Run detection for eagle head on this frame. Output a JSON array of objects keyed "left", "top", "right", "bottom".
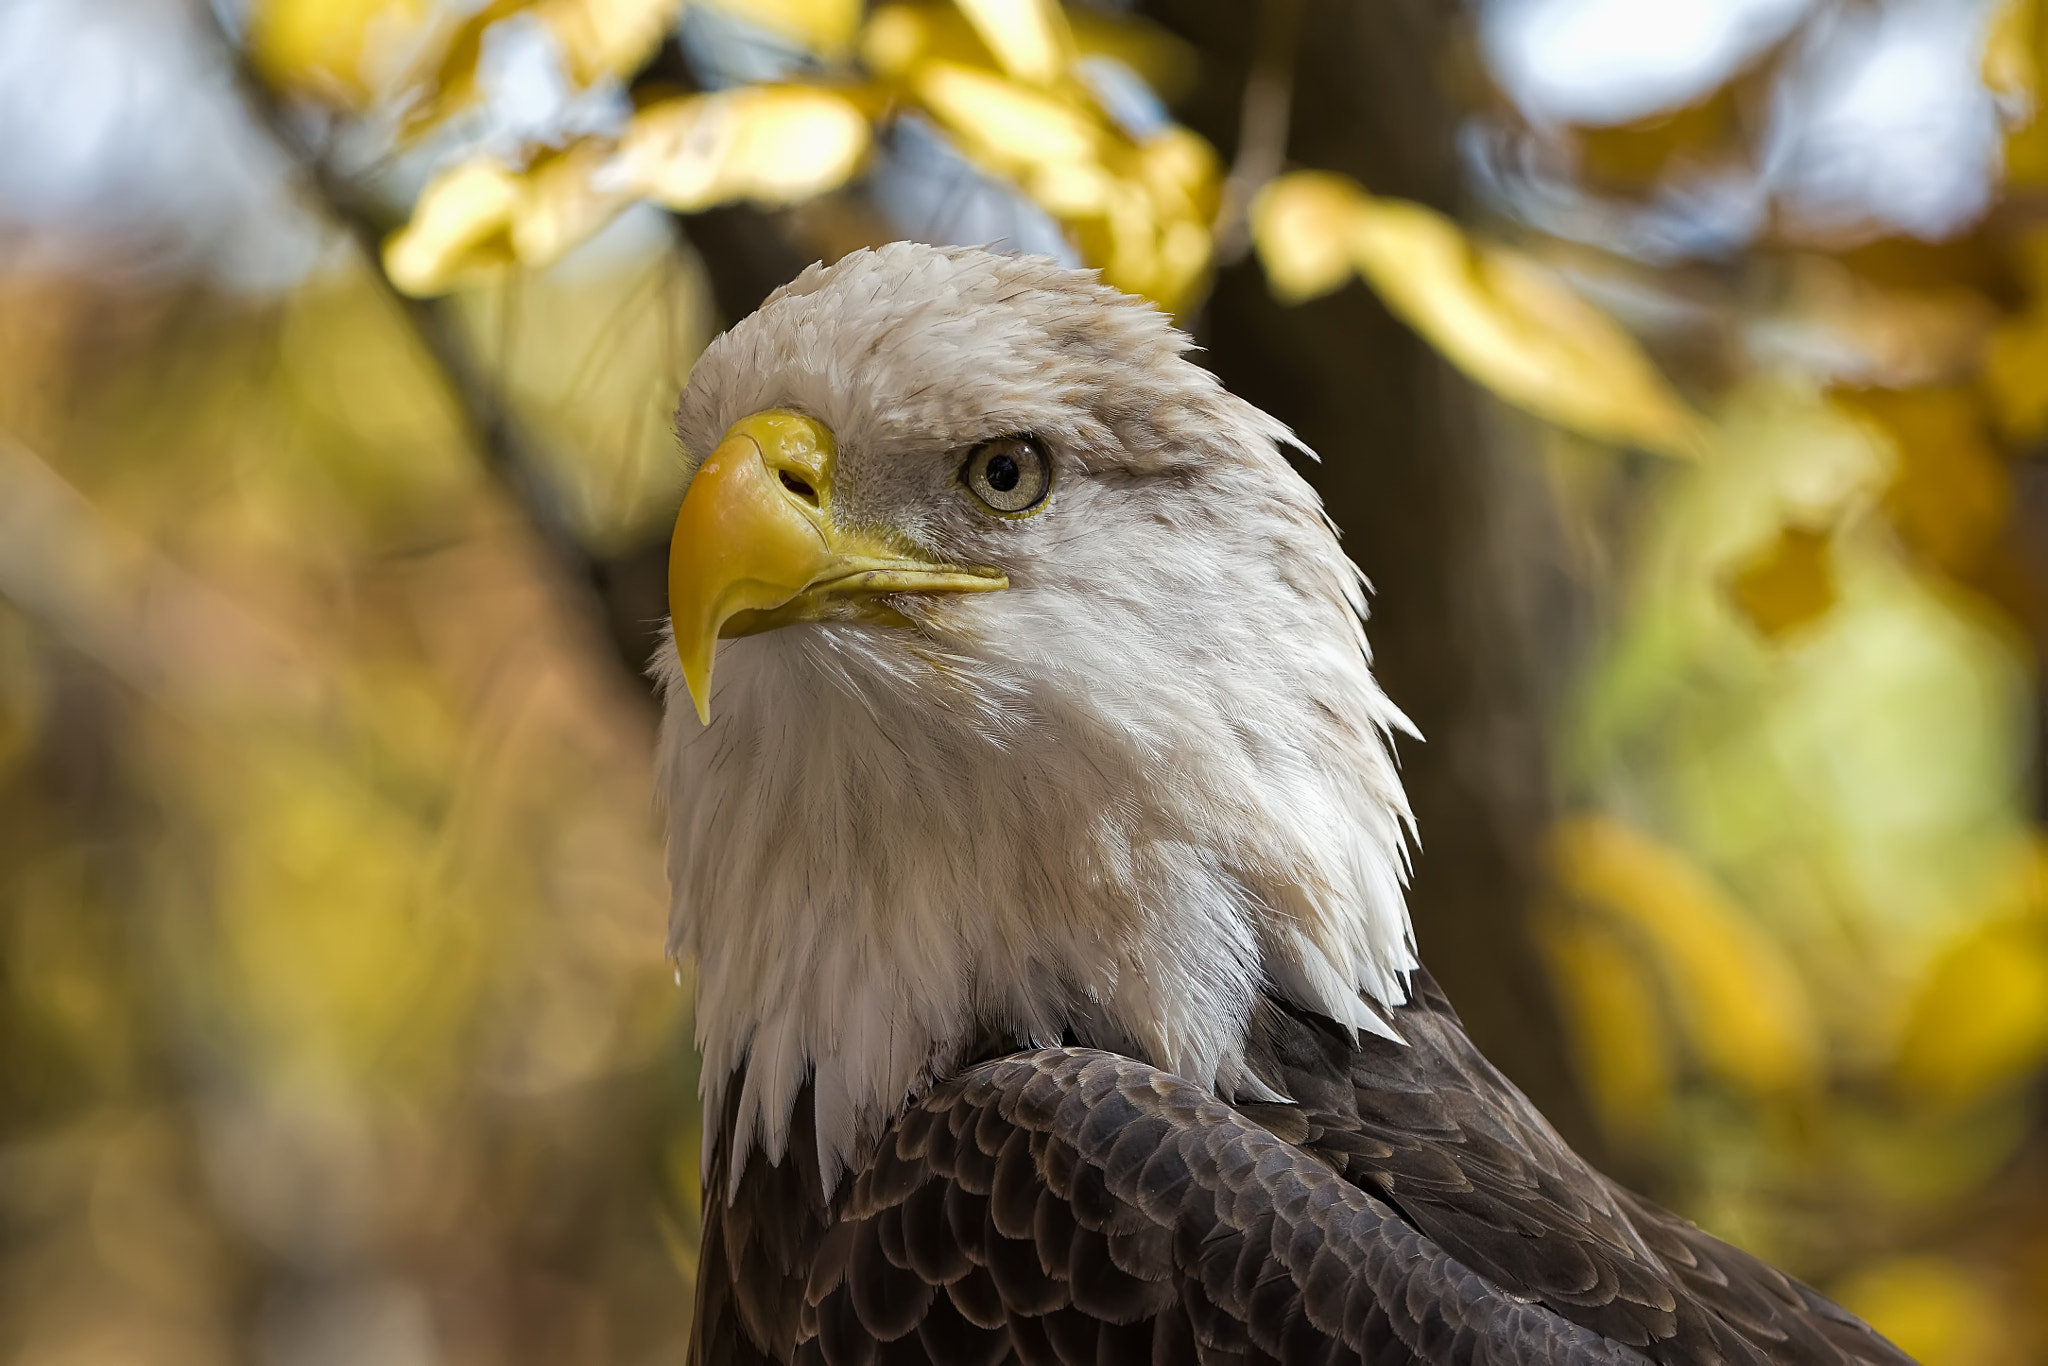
[{"left": 655, "top": 242, "right": 1417, "bottom": 1194}]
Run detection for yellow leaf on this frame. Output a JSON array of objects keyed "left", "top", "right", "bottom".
[
  {"left": 861, "top": 4, "right": 979, "bottom": 80},
  {"left": 383, "top": 160, "right": 522, "bottom": 295},
  {"left": 1133, "top": 126, "right": 1221, "bottom": 224},
  {"left": 1535, "top": 906, "right": 1676, "bottom": 1145},
  {"left": 1725, "top": 522, "right": 1838, "bottom": 640},
  {"left": 1103, "top": 178, "right": 1158, "bottom": 294},
  {"left": 400, "top": 0, "right": 668, "bottom": 138},
  {"left": 952, "top": 0, "right": 1072, "bottom": 84},
  {"left": 1895, "top": 916, "right": 2048, "bottom": 1107},
  {"left": 1254, "top": 174, "right": 1701, "bottom": 456},
  {"left": 1029, "top": 161, "right": 1116, "bottom": 215},
  {"left": 1983, "top": 0, "right": 2039, "bottom": 113},
  {"left": 869, "top": 17, "right": 1218, "bottom": 316},
  {"left": 913, "top": 60, "right": 1101, "bottom": 170},
  {"left": 544, "top": 0, "right": 678, "bottom": 83},
  {"left": 1063, "top": 130, "right": 1220, "bottom": 315},
  {"left": 1999, "top": 0, "right": 2048, "bottom": 184},
  {"left": 610, "top": 87, "right": 872, "bottom": 212},
  {"left": 510, "top": 141, "right": 637, "bottom": 267},
  {"left": 702, "top": 0, "right": 864, "bottom": 55},
  {"left": 860, "top": 5, "right": 924, "bottom": 79},
  {"left": 1250, "top": 171, "right": 1368, "bottom": 305},
  {"left": 383, "top": 144, "right": 634, "bottom": 295},
  {"left": 1041, "top": 152, "right": 1216, "bottom": 316},
  {"left": 1834, "top": 387, "right": 2010, "bottom": 575},
  {"left": 1550, "top": 816, "right": 1822, "bottom": 1100},
  {"left": 862, "top": 3, "right": 1195, "bottom": 101},
  {"left": 1152, "top": 217, "right": 1214, "bottom": 318},
  {"left": 1346, "top": 193, "right": 1702, "bottom": 457},
  {"left": 395, "top": 0, "right": 530, "bottom": 137},
  {"left": 248, "top": 0, "right": 428, "bottom": 107}
]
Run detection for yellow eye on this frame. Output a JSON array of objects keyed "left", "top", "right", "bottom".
[{"left": 961, "top": 436, "right": 1051, "bottom": 516}]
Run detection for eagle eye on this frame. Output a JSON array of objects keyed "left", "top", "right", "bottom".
[{"left": 962, "top": 436, "right": 1051, "bottom": 516}]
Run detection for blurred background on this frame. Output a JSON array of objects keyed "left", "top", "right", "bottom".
[{"left": 3, "top": 0, "right": 2047, "bottom": 1360}]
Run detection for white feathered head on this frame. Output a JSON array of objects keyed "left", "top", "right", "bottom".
[{"left": 654, "top": 242, "right": 1417, "bottom": 1193}]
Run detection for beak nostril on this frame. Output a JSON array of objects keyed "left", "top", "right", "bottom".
[{"left": 779, "top": 470, "right": 820, "bottom": 504}]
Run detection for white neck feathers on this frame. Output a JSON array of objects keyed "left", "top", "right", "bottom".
[{"left": 654, "top": 557, "right": 1416, "bottom": 1198}]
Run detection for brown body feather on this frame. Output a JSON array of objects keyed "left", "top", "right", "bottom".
[{"left": 689, "top": 972, "right": 1910, "bottom": 1365}]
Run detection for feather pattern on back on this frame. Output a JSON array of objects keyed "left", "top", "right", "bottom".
[{"left": 692, "top": 975, "right": 1910, "bottom": 1365}]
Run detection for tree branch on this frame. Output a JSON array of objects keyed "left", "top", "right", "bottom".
[{"left": 203, "top": 13, "right": 664, "bottom": 696}]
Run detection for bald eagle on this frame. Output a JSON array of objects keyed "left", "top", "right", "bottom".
[{"left": 656, "top": 243, "right": 1911, "bottom": 1365}]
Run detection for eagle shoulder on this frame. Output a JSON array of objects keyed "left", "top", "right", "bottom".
[
  {"left": 690, "top": 980, "right": 1914, "bottom": 1366},
  {"left": 1234, "top": 973, "right": 1912, "bottom": 1366},
  {"left": 799, "top": 1048, "right": 1654, "bottom": 1366}
]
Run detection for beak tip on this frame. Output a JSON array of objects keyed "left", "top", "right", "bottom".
[
  {"left": 671, "top": 630, "right": 714, "bottom": 726},
  {"left": 680, "top": 657, "right": 713, "bottom": 726}
]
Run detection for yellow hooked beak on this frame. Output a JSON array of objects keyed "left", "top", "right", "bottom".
[{"left": 668, "top": 410, "right": 1007, "bottom": 724}]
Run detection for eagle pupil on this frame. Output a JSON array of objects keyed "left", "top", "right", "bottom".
[{"left": 985, "top": 453, "right": 1021, "bottom": 492}]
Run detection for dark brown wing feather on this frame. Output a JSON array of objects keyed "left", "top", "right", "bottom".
[
  {"left": 691, "top": 1075, "right": 832, "bottom": 1364},
  {"left": 1231, "top": 973, "right": 1909, "bottom": 1366},
  {"left": 689, "top": 973, "right": 1915, "bottom": 1366}
]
